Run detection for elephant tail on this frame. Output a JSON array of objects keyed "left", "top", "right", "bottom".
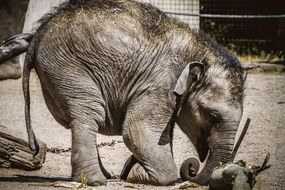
[{"left": 22, "top": 36, "right": 39, "bottom": 155}]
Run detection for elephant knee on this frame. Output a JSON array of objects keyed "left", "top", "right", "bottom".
[
  {"left": 127, "top": 162, "right": 177, "bottom": 185},
  {"left": 156, "top": 165, "right": 178, "bottom": 185}
]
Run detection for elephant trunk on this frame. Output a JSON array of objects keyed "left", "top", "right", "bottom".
[{"left": 181, "top": 126, "right": 237, "bottom": 186}]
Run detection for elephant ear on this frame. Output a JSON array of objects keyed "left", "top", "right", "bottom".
[{"left": 174, "top": 62, "right": 204, "bottom": 97}]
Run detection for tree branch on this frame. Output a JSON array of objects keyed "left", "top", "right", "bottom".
[{"left": 230, "top": 118, "right": 251, "bottom": 162}]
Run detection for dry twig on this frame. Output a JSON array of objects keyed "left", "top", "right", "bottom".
[{"left": 230, "top": 118, "right": 251, "bottom": 162}]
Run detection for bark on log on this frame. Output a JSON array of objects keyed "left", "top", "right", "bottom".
[
  {"left": 0, "top": 33, "right": 33, "bottom": 65},
  {"left": 0, "top": 125, "right": 47, "bottom": 170}
]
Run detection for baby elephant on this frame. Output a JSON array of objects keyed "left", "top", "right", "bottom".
[{"left": 23, "top": 0, "right": 246, "bottom": 186}]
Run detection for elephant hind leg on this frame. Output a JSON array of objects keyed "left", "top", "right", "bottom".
[
  {"left": 39, "top": 69, "right": 110, "bottom": 185},
  {"left": 41, "top": 86, "right": 71, "bottom": 128},
  {"left": 64, "top": 83, "right": 110, "bottom": 185}
]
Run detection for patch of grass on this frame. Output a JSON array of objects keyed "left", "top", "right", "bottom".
[
  {"left": 80, "top": 169, "right": 87, "bottom": 188},
  {"left": 257, "top": 176, "right": 263, "bottom": 190},
  {"left": 201, "top": 21, "right": 284, "bottom": 64},
  {"left": 237, "top": 51, "right": 285, "bottom": 64},
  {"left": 226, "top": 41, "right": 284, "bottom": 64}
]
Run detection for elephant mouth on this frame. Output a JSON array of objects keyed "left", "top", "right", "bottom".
[{"left": 195, "top": 137, "right": 209, "bottom": 162}]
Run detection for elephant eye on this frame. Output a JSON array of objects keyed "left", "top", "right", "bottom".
[
  {"left": 208, "top": 110, "right": 223, "bottom": 124},
  {"left": 198, "top": 105, "right": 223, "bottom": 126}
]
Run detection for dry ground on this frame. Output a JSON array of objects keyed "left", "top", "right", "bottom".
[{"left": 0, "top": 71, "right": 284, "bottom": 190}]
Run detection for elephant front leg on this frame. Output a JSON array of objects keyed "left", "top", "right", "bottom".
[
  {"left": 122, "top": 106, "right": 178, "bottom": 185},
  {"left": 71, "top": 120, "right": 109, "bottom": 186},
  {"left": 120, "top": 155, "right": 138, "bottom": 180}
]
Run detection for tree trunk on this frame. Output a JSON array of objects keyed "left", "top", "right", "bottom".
[{"left": 0, "top": 125, "right": 47, "bottom": 170}]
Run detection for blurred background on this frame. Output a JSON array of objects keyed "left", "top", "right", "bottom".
[
  {"left": 0, "top": 0, "right": 284, "bottom": 63},
  {"left": 140, "top": 0, "right": 285, "bottom": 62}
]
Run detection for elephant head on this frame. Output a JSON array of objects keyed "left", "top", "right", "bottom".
[{"left": 174, "top": 61, "right": 245, "bottom": 185}]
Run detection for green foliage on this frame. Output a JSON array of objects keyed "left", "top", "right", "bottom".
[
  {"left": 201, "top": 19, "right": 285, "bottom": 62},
  {"left": 201, "top": 19, "right": 233, "bottom": 44}
]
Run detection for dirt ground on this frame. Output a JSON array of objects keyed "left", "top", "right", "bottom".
[{"left": 0, "top": 71, "right": 284, "bottom": 190}]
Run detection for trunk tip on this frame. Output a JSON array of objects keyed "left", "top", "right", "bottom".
[{"left": 180, "top": 157, "right": 200, "bottom": 181}]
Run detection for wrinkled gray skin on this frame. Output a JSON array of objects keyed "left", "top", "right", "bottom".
[{"left": 23, "top": 0, "right": 246, "bottom": 186}]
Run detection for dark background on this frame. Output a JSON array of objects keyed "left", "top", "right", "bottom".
[
  {"left": 0, "top": 0, "right": 28, "bottom": 39},
  {"left": 200, "top": 0, "right": 285, "bottom": 56}
]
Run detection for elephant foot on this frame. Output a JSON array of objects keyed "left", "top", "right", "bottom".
[
  {"left": 70, "top": 121, "right": 109, "bottom": 186},
  {"left": 125, "top": 161, "right": 177, "bottom": 185},
  {"left": 72, "top": 167, "right": 107, "bottom": 186},
  {"left": 126, "top": 162, "right": 151, "bottom": 184}
]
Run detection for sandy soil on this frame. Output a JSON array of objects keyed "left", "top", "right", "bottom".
[{"left": 0, "top": 71, "right": 284, "bottom": 190}]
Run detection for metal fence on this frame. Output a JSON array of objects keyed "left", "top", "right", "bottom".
[
  {"left": 138, "top": 0, "right": 200, "bottom": 30},
  {"left": 139, "top": 0, "right": 285, "bottom": 53},
  {"left": 200, "top": 0, "right": 285, "bottom": 53}
]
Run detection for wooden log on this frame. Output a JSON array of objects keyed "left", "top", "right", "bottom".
[
  {"left": 0, "top": 33, "right": 33, "bottom": 65},
  {"left": 0, "top": 125, "right": 47, "bottom": 170}
]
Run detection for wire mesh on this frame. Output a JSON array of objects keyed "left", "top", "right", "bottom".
[
  {"left": 138, "top": 0, "right": 285, "bottom": 53},
  {"left": 138, "top": 0, "right": 200, "bottom": 29},
  {"left": 200, "top": 0, "right": 285, "bottom": 52}
]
